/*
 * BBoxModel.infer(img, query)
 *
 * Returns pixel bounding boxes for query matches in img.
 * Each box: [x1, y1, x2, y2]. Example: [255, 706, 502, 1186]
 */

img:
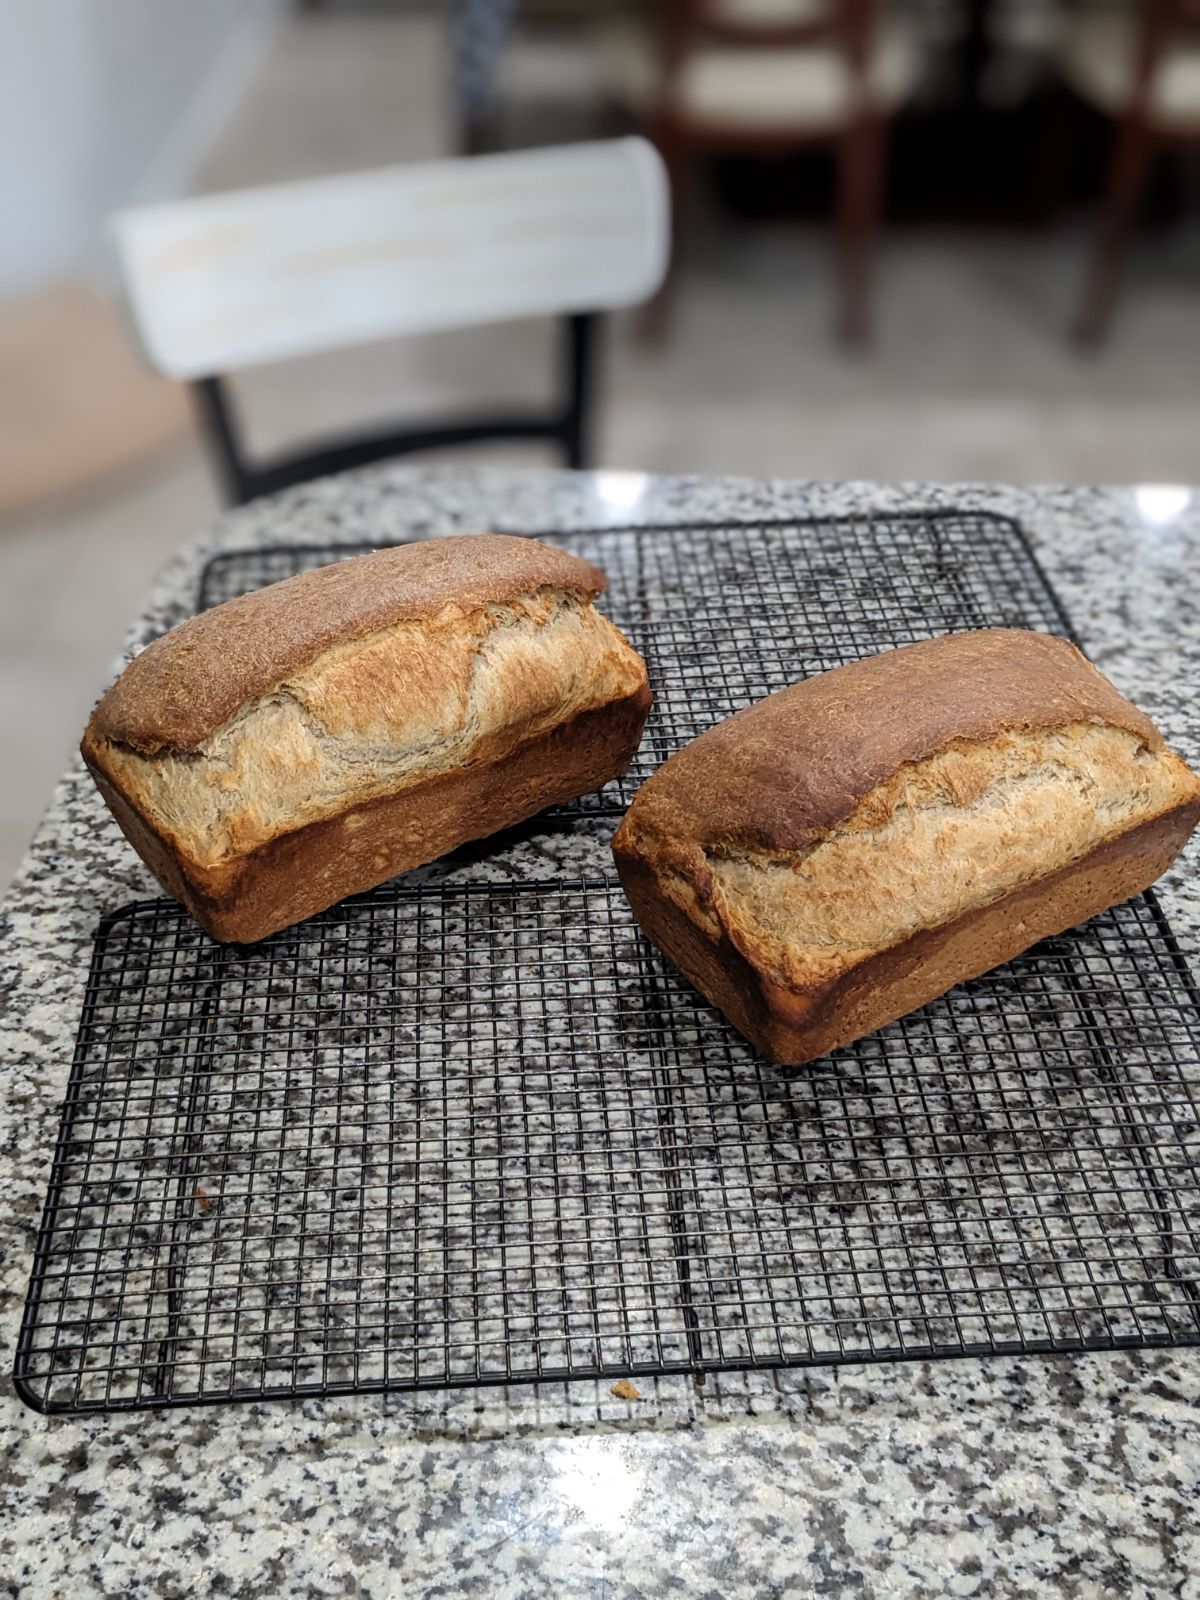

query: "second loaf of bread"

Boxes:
[613, 629, 1200, 1065]
[84, 534, 651, 941]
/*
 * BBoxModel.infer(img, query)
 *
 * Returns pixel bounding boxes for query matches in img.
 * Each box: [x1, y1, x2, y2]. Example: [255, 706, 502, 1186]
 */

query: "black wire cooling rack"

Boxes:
[14, 509, 1200, 1415]
[196, 512, 1075, 816]
[14, 880, 1200, 1414]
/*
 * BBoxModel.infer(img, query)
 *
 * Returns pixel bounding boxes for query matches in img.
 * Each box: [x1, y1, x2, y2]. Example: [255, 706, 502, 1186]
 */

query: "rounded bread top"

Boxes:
[624, 629, 1164, 854]
[87, 534, 607, 754]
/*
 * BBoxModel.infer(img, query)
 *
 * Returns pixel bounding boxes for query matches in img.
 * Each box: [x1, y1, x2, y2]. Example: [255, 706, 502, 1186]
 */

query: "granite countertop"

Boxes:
[3, 469, 1199, 1598]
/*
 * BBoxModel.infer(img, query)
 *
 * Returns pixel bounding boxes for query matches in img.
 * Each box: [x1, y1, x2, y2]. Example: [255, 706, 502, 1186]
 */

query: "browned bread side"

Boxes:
[84, 534, 650, 940]
[613, 629, 1200, 1065]
[90, 688, 649, 943]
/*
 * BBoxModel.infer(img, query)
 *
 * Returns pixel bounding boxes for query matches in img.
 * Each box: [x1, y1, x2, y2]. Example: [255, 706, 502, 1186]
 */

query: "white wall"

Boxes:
[0, 0, 283, 297]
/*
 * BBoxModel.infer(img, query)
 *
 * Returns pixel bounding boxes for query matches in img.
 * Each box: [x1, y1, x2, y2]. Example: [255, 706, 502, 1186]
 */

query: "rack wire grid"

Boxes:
[14, 509, 1200, 1414]
[196, 511, 1076, 816]
[14, 879, 1200, 1414]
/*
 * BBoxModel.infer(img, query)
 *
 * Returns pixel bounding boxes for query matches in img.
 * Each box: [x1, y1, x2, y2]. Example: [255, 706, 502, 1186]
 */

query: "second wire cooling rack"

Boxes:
[14, 877, 1200, 1414]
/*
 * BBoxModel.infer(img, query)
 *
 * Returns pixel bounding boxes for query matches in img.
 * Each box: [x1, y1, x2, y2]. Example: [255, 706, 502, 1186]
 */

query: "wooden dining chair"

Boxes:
[111, 139, 669, 506]
[1063, 0, 1200, 344]
[598, 0, 921, 345]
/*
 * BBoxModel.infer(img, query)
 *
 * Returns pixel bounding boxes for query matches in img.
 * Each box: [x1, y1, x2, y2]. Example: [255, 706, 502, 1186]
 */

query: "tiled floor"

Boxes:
[4, 9, 1200, 889]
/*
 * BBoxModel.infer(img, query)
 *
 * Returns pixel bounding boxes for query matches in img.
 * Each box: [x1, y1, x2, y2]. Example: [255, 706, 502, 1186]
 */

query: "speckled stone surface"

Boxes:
[3, 469, 1200, 1599]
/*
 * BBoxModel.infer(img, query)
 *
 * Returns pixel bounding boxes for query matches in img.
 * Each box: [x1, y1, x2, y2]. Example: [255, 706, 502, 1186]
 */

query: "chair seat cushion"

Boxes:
[1059, 9, 1200, 127]
[599, 17, 921, 129]
[703, 0, 831, 25]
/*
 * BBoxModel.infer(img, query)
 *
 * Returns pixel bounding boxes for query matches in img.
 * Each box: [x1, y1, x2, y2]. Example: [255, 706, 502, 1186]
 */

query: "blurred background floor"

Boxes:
[3, 7, 1200, 888]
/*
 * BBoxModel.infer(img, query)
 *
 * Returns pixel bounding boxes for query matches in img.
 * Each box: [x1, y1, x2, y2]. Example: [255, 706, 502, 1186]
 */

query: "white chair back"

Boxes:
[112, 138, 669, 380]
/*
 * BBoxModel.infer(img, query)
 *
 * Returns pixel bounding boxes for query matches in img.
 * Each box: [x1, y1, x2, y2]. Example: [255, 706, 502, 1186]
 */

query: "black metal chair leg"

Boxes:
[561, 312, 597, 471]
[191, 376, 253, 507]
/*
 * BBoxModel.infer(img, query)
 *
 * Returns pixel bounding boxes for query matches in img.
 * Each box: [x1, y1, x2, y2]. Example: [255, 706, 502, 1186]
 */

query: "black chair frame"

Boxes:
[191, 311, 597, 507]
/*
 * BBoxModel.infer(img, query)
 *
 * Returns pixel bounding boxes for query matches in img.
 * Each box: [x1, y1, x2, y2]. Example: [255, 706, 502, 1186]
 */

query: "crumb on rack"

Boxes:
[610, 1378, 641, 1401]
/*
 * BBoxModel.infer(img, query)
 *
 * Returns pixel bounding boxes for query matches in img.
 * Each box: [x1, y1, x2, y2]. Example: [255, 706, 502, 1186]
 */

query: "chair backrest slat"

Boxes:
[113, 138, 668, 380]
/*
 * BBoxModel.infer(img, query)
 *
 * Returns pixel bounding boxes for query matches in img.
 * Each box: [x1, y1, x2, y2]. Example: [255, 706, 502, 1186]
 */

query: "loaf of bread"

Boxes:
[84, 534, 650, 942]
[613, 629, 1200, 1065]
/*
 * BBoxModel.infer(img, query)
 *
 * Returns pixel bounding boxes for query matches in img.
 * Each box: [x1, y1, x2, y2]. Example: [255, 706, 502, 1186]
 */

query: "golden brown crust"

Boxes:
[613, 629, 1200, 1064]
[90, 682, 651, 942]
[83, 532, 650, 940]
[700, 727, 1196, 992]
[87, 535, 607, 754]
[84, 593, 645, 870]
[616, 800, 1200, 1064]
[628, 630, 1163, 855]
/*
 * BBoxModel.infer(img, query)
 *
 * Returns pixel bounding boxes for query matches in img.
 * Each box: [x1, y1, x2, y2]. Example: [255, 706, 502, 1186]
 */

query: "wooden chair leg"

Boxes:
[1073, 113, 1156, 348]
[835, 113, 885, 349]
[638, 122, 689, 344]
